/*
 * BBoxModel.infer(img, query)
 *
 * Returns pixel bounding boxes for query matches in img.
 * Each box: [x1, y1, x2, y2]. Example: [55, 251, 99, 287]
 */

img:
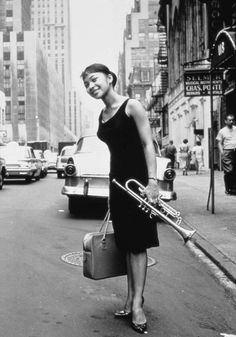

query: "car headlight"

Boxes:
[164, 168, 176, 181]
[64, 164, 76, 176]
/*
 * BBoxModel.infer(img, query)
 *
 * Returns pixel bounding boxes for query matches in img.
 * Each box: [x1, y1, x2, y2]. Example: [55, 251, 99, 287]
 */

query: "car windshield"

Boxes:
[61, 146, 75, 156]
[44, 152, 57, 161]
[75, 136, 107, 153]
[34, 150, 43, 159]
[0, 146, 32, 159]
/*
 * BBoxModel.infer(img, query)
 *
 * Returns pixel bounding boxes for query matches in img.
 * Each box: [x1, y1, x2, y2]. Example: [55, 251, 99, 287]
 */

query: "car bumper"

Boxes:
[56, 165, 66, 172]
[5, 168, 36, 178]
[62, 176, 109, 198]
[159, 190, 177, 201]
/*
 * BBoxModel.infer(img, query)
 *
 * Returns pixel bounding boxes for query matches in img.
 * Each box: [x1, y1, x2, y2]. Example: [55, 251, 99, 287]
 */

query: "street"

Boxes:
[0, 174, 236, 337]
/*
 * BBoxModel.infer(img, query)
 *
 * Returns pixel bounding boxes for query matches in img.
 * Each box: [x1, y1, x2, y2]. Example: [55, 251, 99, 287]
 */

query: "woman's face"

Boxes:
[83, 72, 112, 99]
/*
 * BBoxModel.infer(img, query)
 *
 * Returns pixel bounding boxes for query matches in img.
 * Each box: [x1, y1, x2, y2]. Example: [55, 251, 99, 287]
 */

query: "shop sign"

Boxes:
[184, 70, 223, 97]
[212, 28, 236, 68]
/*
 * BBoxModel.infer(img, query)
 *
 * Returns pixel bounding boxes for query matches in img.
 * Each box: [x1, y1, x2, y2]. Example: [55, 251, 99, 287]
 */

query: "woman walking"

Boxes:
[191, 140, 204, 174]
[179, 139, 190, 175]
[81, 63, 159, 334]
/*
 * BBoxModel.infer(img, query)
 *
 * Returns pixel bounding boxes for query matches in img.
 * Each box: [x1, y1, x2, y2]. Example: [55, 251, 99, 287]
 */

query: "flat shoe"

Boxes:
[131, 321, 148, 334]
[114, 310, 131, 318]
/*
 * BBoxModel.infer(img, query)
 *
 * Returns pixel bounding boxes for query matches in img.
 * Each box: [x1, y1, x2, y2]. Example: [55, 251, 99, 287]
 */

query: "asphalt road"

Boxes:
[0, 174, 236, 337]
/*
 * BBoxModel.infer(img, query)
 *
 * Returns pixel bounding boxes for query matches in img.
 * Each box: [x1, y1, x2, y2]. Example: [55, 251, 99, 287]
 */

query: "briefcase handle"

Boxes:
[99, 210, 111, 242]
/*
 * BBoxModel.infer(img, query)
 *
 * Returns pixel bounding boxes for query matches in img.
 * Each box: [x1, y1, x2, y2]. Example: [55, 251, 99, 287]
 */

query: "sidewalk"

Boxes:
[169, 168, 236, 284]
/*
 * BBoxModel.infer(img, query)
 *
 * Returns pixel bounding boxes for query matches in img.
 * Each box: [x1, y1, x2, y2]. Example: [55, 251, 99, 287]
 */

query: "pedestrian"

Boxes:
[164, 140, 177, 168]
[179, 139, 190, 175]
[81, 63, 159, 334]
[216, 113, 236, 195]
[191, 140, 204, 174]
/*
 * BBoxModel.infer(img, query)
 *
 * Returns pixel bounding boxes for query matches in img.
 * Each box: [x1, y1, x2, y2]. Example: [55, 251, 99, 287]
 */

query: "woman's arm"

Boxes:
[126, 99, 159, 202]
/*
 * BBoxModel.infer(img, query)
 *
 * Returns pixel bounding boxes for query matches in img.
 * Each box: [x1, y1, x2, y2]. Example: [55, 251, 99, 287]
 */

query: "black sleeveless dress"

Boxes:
[97, 99, 159, 253]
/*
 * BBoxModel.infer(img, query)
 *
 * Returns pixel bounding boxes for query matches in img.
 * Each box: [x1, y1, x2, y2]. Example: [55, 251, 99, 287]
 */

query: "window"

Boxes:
[141, 70, 150, 82]
[17, 69, 24, 78]
[6, 9, 13, 17]
[4, 88, 11, 96]
[4, 65, 10, 78]
[6, 26, 13, 32]
[17, 32, 24, 41]
[18, 101, 25, 120]
[17, 51, 24, 60]
[3, 33, 10, 42]
[162, 106, 169, 137]
[3, 52, 10, 60]
[18, 78, 24, 96]
[5, 101, 11, 121]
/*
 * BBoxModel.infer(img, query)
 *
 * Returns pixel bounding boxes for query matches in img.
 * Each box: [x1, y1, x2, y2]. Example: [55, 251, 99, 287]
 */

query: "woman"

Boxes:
[81, 63, 159, 334]
[179, 139, 190, 175]
[191, 140, 204, 174]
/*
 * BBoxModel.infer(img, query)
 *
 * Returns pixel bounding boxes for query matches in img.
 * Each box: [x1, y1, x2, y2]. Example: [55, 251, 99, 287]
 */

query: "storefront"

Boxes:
[212, 26, 236, 122]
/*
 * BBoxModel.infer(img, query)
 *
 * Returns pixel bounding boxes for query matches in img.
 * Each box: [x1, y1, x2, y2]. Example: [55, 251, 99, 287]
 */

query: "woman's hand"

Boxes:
[142, 180, 159, 205]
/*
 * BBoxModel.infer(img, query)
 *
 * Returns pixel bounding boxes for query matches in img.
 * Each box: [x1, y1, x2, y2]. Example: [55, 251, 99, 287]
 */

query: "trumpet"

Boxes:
[112, 178, 196, 244]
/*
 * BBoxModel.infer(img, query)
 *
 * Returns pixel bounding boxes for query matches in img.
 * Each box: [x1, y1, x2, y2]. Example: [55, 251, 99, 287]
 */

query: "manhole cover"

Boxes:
[61, 251, 84, 266]
[61, 252, 157, 268]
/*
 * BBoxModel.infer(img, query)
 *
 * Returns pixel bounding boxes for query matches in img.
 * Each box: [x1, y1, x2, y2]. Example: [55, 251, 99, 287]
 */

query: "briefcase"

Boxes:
[83, 211, 127, 280]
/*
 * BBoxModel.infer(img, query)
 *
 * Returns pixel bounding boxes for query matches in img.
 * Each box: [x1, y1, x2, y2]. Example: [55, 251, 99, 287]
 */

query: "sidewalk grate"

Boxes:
[61, 251, 157, 268]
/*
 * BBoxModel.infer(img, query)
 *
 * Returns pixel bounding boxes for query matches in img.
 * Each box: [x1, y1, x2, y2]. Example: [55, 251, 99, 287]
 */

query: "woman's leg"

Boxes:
[195, 159, 199, 174]
[129, 250, 147, 324]
[123, 252, 134, 311]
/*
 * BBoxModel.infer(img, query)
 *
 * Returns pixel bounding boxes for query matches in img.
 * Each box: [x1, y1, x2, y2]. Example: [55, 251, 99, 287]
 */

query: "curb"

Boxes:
[183, 220, 236, 286]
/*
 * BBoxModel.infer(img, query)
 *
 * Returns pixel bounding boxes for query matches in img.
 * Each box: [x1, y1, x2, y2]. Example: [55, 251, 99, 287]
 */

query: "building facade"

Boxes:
[158, 0, 236, 169]
[119, 0, 167, 141]
[0, 31, 64, 147]
[31, 0, 75, 138]
[0, 0, 67, 147]
[67, 88, 82, 140]
[0, 0, 32, 33]
[0, 90, 6, 143]
[121, 0, 159, 106]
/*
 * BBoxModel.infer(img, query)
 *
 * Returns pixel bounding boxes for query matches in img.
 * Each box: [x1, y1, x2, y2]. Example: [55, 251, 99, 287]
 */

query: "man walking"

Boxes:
[216, 114, 236, 195]
[164, 140, 177, 169]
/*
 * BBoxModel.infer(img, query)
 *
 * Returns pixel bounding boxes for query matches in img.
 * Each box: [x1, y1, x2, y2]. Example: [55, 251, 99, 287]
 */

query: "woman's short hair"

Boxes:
[81, 63, 117, 87]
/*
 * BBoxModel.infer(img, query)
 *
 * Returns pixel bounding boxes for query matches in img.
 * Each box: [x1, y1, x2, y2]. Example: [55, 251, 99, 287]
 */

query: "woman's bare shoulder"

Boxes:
[126, 99, 144, 117]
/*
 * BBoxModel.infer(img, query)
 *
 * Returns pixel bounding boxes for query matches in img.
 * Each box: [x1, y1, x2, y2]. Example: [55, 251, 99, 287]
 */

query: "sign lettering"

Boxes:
[184, 70, 223, 97]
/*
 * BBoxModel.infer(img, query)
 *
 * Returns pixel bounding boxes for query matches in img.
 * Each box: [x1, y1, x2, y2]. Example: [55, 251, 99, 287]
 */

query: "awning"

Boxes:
[212, 26, 236, 68]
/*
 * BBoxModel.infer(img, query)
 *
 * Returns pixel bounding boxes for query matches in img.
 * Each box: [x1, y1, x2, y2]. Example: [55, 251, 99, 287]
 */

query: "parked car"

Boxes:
[61, 135, 177, 214]
[153, 140, 177, 201]
[0, 143, 41, 182]
[44, 150, 57, 172]
[0, 155, 7, 190]
[56, 145, 76, 178]
[33, 149, 48, 178]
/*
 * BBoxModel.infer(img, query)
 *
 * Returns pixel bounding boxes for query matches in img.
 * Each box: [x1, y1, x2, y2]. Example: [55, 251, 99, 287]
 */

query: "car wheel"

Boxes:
[25, 176, 32, 183]
[68, 197, 80, 214]
[57, 171, 63, 178]
[0, 174, 3, 190]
